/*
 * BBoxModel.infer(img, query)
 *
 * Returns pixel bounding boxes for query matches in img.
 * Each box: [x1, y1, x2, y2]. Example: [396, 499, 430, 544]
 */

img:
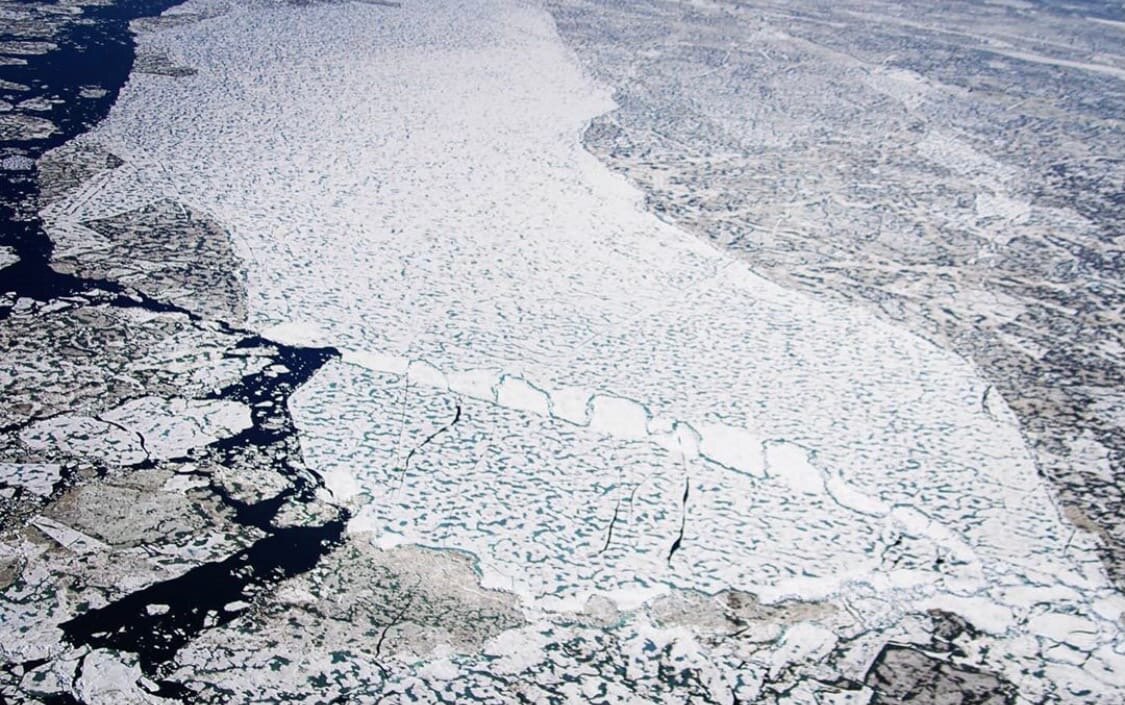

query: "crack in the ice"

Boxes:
[398, 403, 462, 488]
[92, 413, 152, 464]
[596, 498, 622, 556]
[667, 476, 690, 565]
[375, 590, 416, 660]
[0, 3, 357, 690]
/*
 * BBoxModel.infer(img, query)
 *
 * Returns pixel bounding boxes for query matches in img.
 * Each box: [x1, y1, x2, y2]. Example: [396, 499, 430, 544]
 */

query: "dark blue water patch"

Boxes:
[31, 693, 85, 705]
[212, 339, 340, 463]
[0, 0, 358, 690]
[0, 0, 183, 288]
[203, 338, 342, 530]
[1, 15, 129, 152]
[45, 330, 350, 677]
[219, 336, 340, 433]
[59, 521, 346, 673]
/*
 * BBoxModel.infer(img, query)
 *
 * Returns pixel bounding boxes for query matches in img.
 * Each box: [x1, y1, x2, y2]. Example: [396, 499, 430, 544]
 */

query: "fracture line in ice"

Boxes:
[335, 350, 982, 571]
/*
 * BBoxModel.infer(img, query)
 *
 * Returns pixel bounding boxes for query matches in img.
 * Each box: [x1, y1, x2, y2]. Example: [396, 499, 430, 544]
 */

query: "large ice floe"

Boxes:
[26, 0, 1125, 701]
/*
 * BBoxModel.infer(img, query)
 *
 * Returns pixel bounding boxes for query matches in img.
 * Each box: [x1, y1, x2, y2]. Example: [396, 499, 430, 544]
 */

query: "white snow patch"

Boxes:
[0, 463, 61, 497]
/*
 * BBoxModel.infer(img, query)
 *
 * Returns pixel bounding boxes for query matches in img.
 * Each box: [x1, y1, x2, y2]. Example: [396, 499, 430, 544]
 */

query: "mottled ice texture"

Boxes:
[549, 0, 1125, 597]
[0, 463, 59, 498]
[20, 396, 251, 465]
[82, 0, 1102, 578]
[47, 198, 249, 323]
[6, 0, 1124, 701]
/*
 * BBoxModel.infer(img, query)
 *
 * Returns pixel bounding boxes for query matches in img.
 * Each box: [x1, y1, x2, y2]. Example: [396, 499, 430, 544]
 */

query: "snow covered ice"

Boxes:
[1, 0, 1124, 702]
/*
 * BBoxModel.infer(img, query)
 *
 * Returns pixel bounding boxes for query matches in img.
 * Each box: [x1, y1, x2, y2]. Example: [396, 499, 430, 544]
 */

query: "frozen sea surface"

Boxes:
[552, 0, 1125, 594]
[1, 0, 1123, 702]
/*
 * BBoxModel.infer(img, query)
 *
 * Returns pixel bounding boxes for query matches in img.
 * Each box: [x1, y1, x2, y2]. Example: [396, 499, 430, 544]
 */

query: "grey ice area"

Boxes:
[134, 51, 196, 77]
[51, 199, 248, 323]
[550, 0, 1125, 585]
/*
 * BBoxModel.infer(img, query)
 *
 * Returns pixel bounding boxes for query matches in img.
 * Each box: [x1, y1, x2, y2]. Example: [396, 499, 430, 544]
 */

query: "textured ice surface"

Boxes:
[85, 0, 1101, 577]
[0, 246, 17, 270]
[0, 463, 60, 498]
[46, 198, 249, 323]
[22, 396, 251, 465]
[550, 0, 1125, 596]
[2, 0, 1123, 702]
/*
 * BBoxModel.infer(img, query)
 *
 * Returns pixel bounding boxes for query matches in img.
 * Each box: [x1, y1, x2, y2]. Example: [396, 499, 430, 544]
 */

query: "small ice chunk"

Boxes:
[496, 375, 550, 416]
[587, 394, 648, 440]
[0, 155, 33, 170]
[407, 359, 448, 389]
[342, 349, 409, 375]
[0, 246, 18, 270]
[0, 463, 61, 497]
